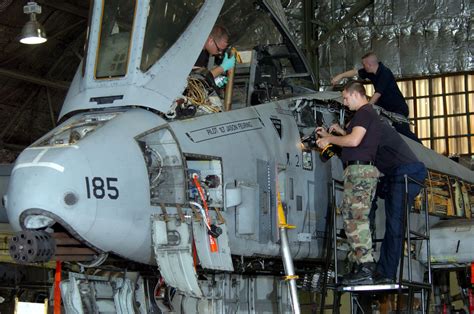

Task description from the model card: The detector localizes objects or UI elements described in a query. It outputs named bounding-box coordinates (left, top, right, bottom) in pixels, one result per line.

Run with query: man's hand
left=330, top=69, right=358, bottom=86
left=215, top=76, right=228, bottom=88
left=315, top=127, right=329, bottom=138
left=316, top=137, right=330, bottom=149
left=328, top=123, right=345, bottom=135
left=221, top=53, right=236, bottom=72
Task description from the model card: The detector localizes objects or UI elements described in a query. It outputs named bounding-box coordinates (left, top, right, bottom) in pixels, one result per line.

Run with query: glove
left=221, top=53, right=236, bottom=72
left=214, top=75, right=228, bottom=88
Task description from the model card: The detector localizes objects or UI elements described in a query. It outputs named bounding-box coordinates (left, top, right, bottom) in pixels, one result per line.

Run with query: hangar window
left=366, top=72, right=474, bottom=157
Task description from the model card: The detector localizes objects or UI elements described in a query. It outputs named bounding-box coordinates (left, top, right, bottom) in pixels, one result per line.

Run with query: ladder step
left=409, top=230, right=429, bottom=239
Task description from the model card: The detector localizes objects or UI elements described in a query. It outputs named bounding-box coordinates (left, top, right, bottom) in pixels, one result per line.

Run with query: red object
left=471, top=262, right=474, bottom=285
left=54, top=260, right=62, bottom=314
left=469, top=289, right=474, bottom=314
left=192, top=174, right=218, bottom=252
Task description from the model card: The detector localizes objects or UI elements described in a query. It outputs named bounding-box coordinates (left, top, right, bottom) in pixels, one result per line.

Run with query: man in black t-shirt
left=331, top=52, right=420, bottom=143
left=194, top=25, right=235, bottom=80
left=371, top=121, right=427, bottom=283
left=316, top=81, right=380, bottom=285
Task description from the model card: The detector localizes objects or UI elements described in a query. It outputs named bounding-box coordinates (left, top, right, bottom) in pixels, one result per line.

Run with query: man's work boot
left=372, top=271, right=395, bottom=285
left=342, top=262, right=376, bottom=285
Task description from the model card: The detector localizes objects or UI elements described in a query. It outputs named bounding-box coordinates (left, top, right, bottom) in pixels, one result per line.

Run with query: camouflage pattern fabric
left=342, top=164, right=379, bottom=264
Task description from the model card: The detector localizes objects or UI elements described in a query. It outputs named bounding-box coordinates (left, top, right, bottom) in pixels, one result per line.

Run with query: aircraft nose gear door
left=152, top=215, right=203, bottom=297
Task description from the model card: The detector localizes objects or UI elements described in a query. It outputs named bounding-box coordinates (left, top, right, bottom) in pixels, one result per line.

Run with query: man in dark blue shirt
left=331, top=52, right=420, bottom=143
left=372, top=121, right=427, bottom=283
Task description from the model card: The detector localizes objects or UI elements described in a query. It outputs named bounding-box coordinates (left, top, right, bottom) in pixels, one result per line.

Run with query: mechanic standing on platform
left=371, top=121, right=427, bottom=283
left=316, top=81, right=381, bottom=285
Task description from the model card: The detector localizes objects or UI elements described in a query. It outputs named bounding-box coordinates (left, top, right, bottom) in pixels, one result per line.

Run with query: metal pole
left=332, top=180, right=338, bottom=285
left=405, top=175, right=412, bottom=282
left=224, top=49, right=236, bottom=111
left=424, top=185, right=432, bottom=312
left=279, top=227, right=301, bottom=314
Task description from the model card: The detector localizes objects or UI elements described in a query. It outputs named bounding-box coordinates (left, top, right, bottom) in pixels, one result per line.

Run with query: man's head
left=342, top=81, right=367, bottom=111
left=361, top=52, right=379, bottom=74
left=204, top=25, right=230, bottom=56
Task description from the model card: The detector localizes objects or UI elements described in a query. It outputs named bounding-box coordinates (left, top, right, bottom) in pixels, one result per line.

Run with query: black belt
left=344, top=160, right=374, bottom=168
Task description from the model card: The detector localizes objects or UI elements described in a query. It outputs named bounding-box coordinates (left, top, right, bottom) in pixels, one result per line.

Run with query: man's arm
left=368, top=92, right=381, bottom=105
left=211, top=53, right=236, bottom=78
left=211, top=66, right=224, bottom=77
left=316, top=126, right=366, bottom=148
left=328, top=123, right=346, bottom=135
left=331, top=69, right=358, bottom=85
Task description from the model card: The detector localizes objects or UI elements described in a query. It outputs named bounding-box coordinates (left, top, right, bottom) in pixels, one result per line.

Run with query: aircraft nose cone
left=6, top=146, right=96, bottom=234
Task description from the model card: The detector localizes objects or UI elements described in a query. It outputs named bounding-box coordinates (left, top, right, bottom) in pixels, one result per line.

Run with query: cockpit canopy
left=60, top=0, right=314, bottom=119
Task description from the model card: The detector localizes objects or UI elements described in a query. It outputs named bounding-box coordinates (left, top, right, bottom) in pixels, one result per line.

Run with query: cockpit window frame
left=94, top=0, right=138, bottom=80
left=140, top=0, right=205, bottom=72
left=82, top=0, right=95, bottom=77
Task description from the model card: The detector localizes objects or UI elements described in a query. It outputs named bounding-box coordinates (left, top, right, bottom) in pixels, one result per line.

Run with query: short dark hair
left=361, top=51, right=377, bottom=60
left=344, top=81, right=366, bottom=97
left=210, top=25, right=230, bottom=41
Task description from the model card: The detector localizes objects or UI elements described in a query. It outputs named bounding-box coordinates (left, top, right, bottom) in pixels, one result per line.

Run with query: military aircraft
left=4, top=0, right=474, bottom=312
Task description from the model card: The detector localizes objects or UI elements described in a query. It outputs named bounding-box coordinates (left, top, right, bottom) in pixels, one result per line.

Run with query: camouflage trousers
left=342, top=164, right=379, bottom=264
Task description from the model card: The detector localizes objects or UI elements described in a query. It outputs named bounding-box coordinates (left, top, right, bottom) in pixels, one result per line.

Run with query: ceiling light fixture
left=19, top=1, right=47, bottom=45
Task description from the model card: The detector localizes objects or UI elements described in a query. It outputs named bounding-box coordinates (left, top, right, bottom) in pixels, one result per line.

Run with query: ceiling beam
left=37, top=0, right=89, bottom=19
left=311, top=0, right=373, bottom=48
left=0, top=68, right=70, bottom=90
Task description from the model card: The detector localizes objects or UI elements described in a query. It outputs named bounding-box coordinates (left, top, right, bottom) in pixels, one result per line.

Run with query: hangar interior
left=0, top=0, right=473, bottom=313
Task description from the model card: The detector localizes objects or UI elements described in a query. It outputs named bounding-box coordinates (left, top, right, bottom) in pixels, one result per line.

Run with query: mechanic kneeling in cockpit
left=194, top=25, right=235, bottom=87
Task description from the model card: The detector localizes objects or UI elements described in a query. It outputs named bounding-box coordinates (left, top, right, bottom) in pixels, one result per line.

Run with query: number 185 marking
left=85, top=177, right=119, bottom=200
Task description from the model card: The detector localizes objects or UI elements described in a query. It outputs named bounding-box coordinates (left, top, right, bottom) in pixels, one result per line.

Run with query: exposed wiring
left=189, top=201, right=211, bottom=231
left=146, top=145, right=163, bottom=186
left=186, top=77, right=207, bottom=105
left=186, top=77, right=221, bottom=113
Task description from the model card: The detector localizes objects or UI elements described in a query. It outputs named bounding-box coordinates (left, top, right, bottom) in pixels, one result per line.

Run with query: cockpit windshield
left=140, top=0, right=204, bottom=71
left=95, top=0, right=137, bottom=79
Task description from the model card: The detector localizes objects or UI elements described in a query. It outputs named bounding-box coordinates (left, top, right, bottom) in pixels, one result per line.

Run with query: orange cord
left=192, top=174, right=218, bottom=252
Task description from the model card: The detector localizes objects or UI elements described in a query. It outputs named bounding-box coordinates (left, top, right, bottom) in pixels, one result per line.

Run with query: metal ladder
left=319, top=175, right=432, bottom=313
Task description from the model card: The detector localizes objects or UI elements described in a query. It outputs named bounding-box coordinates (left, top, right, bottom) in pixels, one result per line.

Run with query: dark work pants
left=376, top=162, right=427, bottom=279
left=393, top=122, right=422, bottom=144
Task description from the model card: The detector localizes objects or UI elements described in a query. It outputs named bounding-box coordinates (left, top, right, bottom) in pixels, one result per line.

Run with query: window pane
left=449, top=137, right=468, bottom=155
left=433, top=139, right=447, bottom=155
left=416, top=97, right=430, bottom=117
left=432, top=77, right=443, bottom=95
left=446, top=95, right=466, bottom=114
left=140, top=0, right=204, bottom=71
left=96, top=0, right=136, bottom=78
left=415, top=79, right=429, bottom=96
left=398, top=81, right=413, bottom=97
left=416, top=118, right=431, bottom=139
left=469, top=92, right=474, bottom=112
left=407, top=99, right=415, bottom=119
left=432, top=96, right=444, bottom=116
left=468, top=74, right=474, bottom=91
left=365, top=83, right=374, bottom=96
left=432, top=118, right=445, bottom=138
left=421, top=139, right=431, bottom=148
left=470, top=115, right=474, bottom=133
left=445, top=75, right=465, bottom=93
left=447, top=116, right=468, bottom=137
